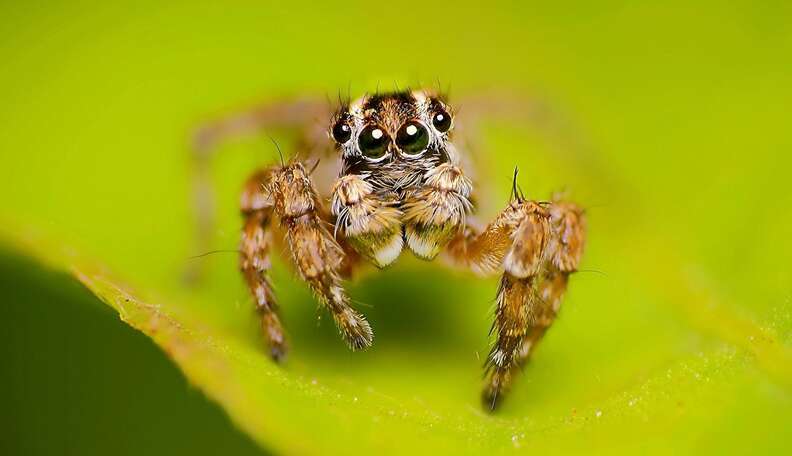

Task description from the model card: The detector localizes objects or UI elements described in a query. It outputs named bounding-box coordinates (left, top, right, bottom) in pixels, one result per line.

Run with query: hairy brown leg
left=240, top=168, right=286, bottom=360
left=447, top=197, right=585, bottom=411
left=242, top=162, right=373, bottom=355
left=186, top=97, right=330, bottom=283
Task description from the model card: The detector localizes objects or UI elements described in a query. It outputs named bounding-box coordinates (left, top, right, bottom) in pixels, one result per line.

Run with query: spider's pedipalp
left=402, top=163, right=472, bottom=260
left=331, top=174, right=404, bottom=268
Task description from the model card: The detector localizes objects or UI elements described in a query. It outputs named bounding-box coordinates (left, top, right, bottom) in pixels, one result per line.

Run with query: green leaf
left=2, top=1, right=791, bottom=454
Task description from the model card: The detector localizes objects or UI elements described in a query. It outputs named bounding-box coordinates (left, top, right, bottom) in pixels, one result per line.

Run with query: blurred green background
left=0, top=252, right=264, bottom=455
left=1, top=0, right=790, bottom=454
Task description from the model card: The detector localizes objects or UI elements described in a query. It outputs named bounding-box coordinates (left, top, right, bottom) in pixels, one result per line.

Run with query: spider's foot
left=337, top=308, right=374, bottom=351
left=267, top=339, right=288, bottom=363
left=261, top=313, right=288, bottom=362
left=481, top=389, right=503, bottom=412
left=482, top=368, right=511, bottom=412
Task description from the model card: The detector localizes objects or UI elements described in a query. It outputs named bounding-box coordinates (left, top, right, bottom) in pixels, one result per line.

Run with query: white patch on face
left=372, top=233, right=403, bottom=267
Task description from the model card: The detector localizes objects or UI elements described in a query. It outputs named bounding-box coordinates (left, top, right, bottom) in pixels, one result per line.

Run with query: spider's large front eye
left=432, top=109, right=452, bottom=133
left=396, top=121, right=429, bottom=155
left=331, top=121, right=352, bottom=144
left=358, top=125, right=390, bottom=159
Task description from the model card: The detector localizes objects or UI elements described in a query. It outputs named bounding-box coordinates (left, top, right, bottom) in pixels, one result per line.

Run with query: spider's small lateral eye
left=396, top=121, right=429, bottom=155
left=358, top=125, right=390, bottom=159
left=432, top=109, right=452, bottom=133
left=331, top=121, right=352, bottom=144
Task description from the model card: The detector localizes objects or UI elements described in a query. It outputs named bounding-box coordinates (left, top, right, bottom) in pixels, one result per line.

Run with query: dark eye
left=358, top=125, right=390, bottom=159
left=432, top=110, right=452, bottom=132
left=331, top=121, right=352, bottom=143
left=396, top=121, right=429, bottom=154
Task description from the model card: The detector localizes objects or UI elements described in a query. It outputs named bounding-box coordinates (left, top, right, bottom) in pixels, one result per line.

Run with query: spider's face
left=329, top=90, right=455, bottom=192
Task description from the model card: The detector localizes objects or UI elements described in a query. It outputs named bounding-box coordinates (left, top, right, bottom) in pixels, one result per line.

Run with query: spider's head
left=329, top=89, right=455, bottom=192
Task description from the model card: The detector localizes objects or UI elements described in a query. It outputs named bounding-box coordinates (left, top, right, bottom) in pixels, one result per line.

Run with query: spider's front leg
left=448, top=196, right=586, bottom=411
left=241, top=162, right=373, bottom=360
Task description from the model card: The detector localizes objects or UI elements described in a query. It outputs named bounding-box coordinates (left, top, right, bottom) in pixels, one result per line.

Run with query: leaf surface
left=1, top=1, right=790, bottom=454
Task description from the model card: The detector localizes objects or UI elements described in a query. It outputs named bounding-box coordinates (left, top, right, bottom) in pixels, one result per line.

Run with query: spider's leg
left=485, top=203, right=551, bottom=411
left=187, top=97, right=330, bottom=283
left=244, top=162, right=373, bottom=352
left=447, top=197, right=585, bottom=411
left=507, top=199, right=586, bottom=365
left=240, top=168, right=286, bottom=360
left=505, top=266, right=571, bottom=370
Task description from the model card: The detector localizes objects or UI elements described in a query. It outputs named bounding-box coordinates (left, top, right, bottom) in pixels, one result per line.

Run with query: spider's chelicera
left=193, top=89, right=586, bottom=411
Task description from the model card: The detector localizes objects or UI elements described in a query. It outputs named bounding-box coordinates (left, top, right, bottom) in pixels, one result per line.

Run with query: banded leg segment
left=242, top=163, right=373, bottom=354
left=240, top=206, right=287, bottom=360
left=284, top=208, right=373, bottom=350
left=240, top=169, right=285, bottom=360
left=448, top=197, right=585, bottom=410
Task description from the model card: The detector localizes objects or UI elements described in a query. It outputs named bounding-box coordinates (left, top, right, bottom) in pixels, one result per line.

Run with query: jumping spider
left=191, top=89, right=586, bottom=411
